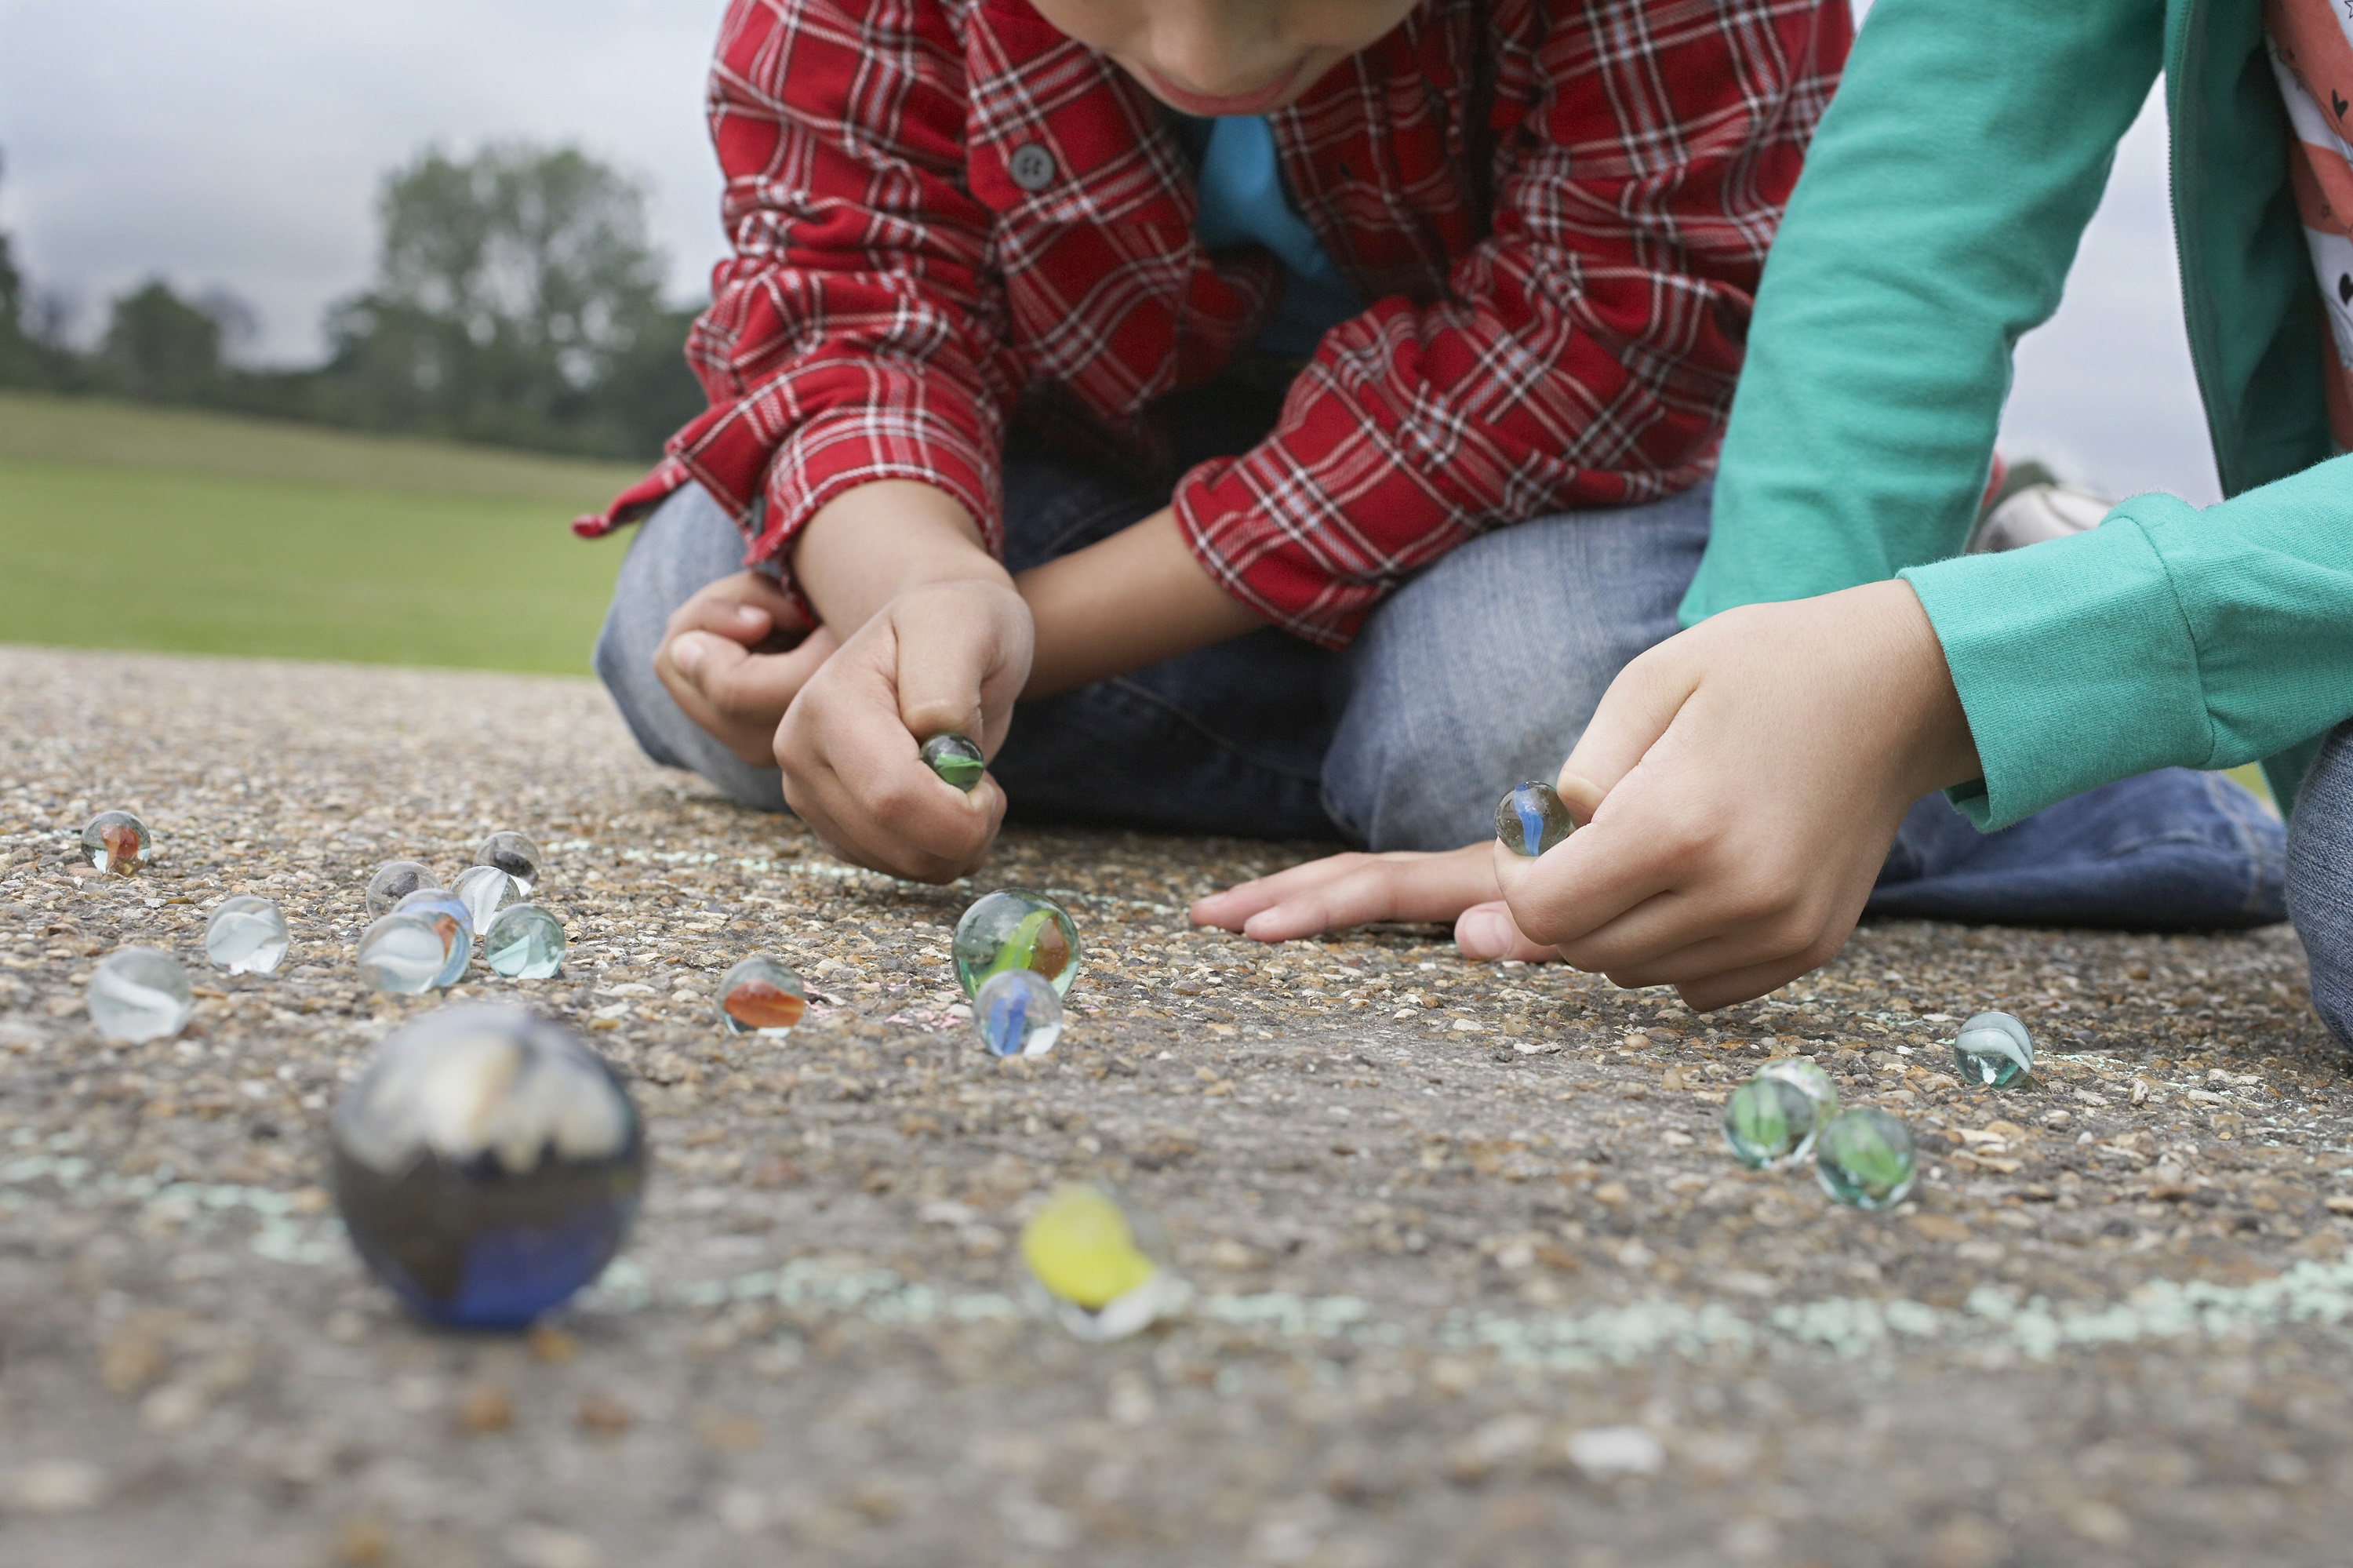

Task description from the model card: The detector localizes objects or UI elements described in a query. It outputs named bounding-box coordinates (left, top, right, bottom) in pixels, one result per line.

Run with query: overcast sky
left=0, top=1, right=2218, bottom=506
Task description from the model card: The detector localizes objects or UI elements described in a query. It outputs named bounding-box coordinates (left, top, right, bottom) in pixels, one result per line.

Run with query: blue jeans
left=592, top=465, right=2286, bottom=931
left=1868, top=769, right=2283, bottom=930
left=592, top=467, right=1710, bottom=849
left=2289, top=722, right=2353, bottom=1046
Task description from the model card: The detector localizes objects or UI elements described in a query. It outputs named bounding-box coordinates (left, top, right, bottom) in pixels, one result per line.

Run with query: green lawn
left=0, top=391, right=647, bottom=674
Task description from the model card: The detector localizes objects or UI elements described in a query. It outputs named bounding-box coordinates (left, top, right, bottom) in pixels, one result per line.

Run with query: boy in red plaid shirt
left=584, top=0, right=1850, bottom=882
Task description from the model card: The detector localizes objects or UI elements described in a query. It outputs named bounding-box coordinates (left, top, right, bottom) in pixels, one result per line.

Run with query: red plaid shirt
left=576, top=0, right=1849, bottom=647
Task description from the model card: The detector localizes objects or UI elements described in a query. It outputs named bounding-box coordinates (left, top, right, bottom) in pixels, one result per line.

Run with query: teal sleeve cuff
left=1901, top=503, right=2210, bottom=831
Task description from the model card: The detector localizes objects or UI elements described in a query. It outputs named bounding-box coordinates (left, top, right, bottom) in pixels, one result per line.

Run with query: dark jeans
left=2289, top=722, right=2353, bottom=1046
left=592, top=467, right=1711, bottom=850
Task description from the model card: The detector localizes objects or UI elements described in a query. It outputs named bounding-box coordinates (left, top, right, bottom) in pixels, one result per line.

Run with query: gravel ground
left=4, top=645, right=2353, bottom=1568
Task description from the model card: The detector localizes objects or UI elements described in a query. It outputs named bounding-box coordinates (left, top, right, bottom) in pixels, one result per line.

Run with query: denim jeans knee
left=591, top=483, right=789, bottom=812
left=1319, top=483, right=1712, bottom=852
left=2287, top=722, right=2353, bottom=1047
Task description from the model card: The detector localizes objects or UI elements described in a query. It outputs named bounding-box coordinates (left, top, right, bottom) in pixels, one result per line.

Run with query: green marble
left=921, top=733, right=987, bottom=791
left=1722, top=1078, right=1817, bottom=1170
left=953, top=890, right=1080, bottom=999
left=1814, top=1108, right=1918, bottom=1210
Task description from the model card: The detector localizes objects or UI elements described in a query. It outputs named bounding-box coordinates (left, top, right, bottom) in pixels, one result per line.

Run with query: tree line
left=0, top=144, right=705, bottom=462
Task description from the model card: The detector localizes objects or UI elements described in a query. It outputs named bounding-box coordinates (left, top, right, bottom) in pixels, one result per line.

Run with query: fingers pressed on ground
left=1190, top=854, right=1373, bottom=930
left=1236, top=847, right=1502, bottom=942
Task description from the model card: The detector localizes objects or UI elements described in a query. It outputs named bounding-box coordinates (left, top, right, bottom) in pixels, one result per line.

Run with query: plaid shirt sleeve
left=579, top=0, right=1018, bottom=610
left=1173, top=0, right=1847, bottom=647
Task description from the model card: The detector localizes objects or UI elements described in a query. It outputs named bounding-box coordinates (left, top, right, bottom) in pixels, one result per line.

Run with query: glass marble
left=329, top=1005, right=646, bottom=1328
left=717, top=957, right=807, bottom=1035
left=953, top=890, right=1081, bottom=999
left=1755, top=1057, right=1839, bottom=1123
left=395, top=890, right=475, bottom=988
left=365, top=860, right=439, bottom=918
left=973, top=968, right=1064, bottom=1058
left=1814, top=1108, right=1918, bottom=1210
left=920, top=733, right=986, bottom=792
left=451, top=865, right=523, bottom=937
left=359, top=912, right=453, bottom=995
left=204, top=895, right=290, bottom=975
left=87, top=946, right=194, bottom=1042
left=1722, top=1077, right=1818, bottom=1170
left=1018, top=1183, right=1184, bottom=1341
left=1493, top=781, right=1573, bottom=859
left=1952, top=1010, right=2034, bottom=1089
left=79, top=810, right=152, bottom=876
left=475, top=831, right=544, bottom=895
left=483, top=904, right=566, bottom=980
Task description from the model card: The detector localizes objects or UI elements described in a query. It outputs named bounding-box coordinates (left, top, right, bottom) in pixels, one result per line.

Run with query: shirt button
left=1008, top=143, right=1057, bottom=192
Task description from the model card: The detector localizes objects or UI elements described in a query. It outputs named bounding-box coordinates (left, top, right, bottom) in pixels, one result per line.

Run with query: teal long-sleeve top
left=1686, top=0, right=2353, bottom=828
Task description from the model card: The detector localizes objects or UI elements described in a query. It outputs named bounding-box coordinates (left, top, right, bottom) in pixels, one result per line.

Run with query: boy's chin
left=1116, top=55, right=1332, bottom=118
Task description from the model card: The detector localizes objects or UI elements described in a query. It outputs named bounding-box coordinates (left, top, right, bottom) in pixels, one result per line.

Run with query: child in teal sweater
left=1198, top=0, right=2353, bottom=1043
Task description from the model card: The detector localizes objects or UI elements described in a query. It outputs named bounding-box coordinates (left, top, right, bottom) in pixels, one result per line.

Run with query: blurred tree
left=0, top=147, right=42, bottom=386
left=102, top=279, right=227, bottom=402
left=325, top=144, right=702, bottom=456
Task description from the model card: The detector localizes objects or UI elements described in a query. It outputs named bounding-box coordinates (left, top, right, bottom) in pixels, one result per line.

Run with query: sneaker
left=1966, top=481, right=2112, bottom=554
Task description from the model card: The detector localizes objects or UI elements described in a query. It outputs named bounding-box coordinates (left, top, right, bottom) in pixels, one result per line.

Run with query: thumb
left=1559, top=638, right=1704, bottom=805
left=893, top=588, right=1030, bottom=751
left=671, top=631, right=748, bottom=695
left=1455, top=900, right=1559, bottom=962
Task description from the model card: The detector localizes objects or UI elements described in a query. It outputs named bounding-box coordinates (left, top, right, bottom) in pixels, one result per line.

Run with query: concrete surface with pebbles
left=5, top=644, right=2353, bottom=1568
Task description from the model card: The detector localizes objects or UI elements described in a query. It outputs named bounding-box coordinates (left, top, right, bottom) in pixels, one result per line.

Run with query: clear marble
left=1722, top=1077, right=1818, bottom=1170
left=920, top=733, right=986, bottom=792
left=1493, top=781, right=1573, bottom=858
left=953, top=890, right=1081, bottom=999
left=204, top=895, right=290, bottom=975
left=395, top=890, right=475, bottom=988
left=1952, top=1010, right=2034, bottom=1089
left=451, top=865, right=522, bottom=937
left=330, top=1005, right=644, bottom=1327
left=1755, top=1057, right=1839, bottom=1122
left=717, top=957, right=807, bottom=1035
left=483, top=904, right=566, bottom=980
left=1018, top=1182, right=1184, bottom=1341
left=365, top=860, right=439, bottom=918
left=475, top=831, right=544, bottom=894
left=79, top=810, right=152, bottom=876
left=87, top=946, right=194, bottom=1042
left=359, top=913, right=453, bottom=995
left=973, top=968, right=1064, bottom=1058
left=1814, top=1108, right=1918, bottom=1210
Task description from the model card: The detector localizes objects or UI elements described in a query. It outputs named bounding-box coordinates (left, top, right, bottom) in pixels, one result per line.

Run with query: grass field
left=0, top=391, right=646, bottom=674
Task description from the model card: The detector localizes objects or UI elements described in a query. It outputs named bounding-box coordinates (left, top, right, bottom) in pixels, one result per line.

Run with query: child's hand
left=1493, top=580, right=1981, bottom=1011
left=775, top=577, right=1033, bottom=882
left=1191, top=843, right=1515, bottom=945
left=656, top=571, right=838, bottom=766
left=1187, top=818, right=1577, bottom=963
